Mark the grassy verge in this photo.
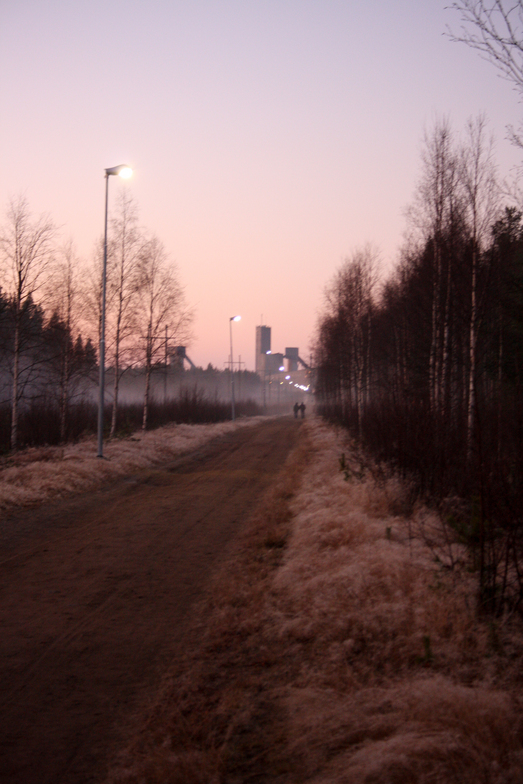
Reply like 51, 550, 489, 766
105, 418, 523, 784
0, 416, 271, 510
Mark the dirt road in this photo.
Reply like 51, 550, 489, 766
0, 417, 301, 784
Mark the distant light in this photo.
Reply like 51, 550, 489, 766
231, 315, 241, 322
118, 166, 133, 179
266, 350, 271, 355
285, 375, 290, 380
279, 365, 285, 371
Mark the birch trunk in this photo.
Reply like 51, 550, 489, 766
466, 245, 478, 457
59, 347, 70, 443
10, 312, 20, 450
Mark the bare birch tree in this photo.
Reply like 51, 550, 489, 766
408, 118, 463, 414
134, 235, 192, 431
447, 1, 523, 91
107, 189, 141, 437
0, 195, 55, 449
82, 237, 107, 403
459, 115, 498, 455
44, 239, 83, 441
323, 246, 379, 435
447, 1, 523, 144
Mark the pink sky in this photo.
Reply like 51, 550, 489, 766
1, 1, 521, 369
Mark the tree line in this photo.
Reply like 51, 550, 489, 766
314, 114, 523, 614
0, 190, 192, 451
315, 0, 523, 615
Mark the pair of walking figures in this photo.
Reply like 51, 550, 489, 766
293, 402, 306, 419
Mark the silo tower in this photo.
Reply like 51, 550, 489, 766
255, 325, 271, 375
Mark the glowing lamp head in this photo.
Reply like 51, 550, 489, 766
105, 164, 133, 178
230, 315, 241, 322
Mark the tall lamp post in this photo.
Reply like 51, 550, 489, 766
97, 164, 133, 458
263, 349, 271, 408
278, 365, 285, 408
229, 315, 241, 421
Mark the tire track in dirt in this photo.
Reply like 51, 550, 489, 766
0, 417, 301, 784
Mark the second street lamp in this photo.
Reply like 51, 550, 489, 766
97, 164, 133, 458
229, 315, 241, 421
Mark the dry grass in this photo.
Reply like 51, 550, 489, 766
99, 417, 523, 782
0, 416, 270, 511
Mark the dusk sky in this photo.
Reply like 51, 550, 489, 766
1, 1, 522, 370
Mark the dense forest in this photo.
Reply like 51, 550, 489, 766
0, 290, 98, 449
314, 115, 523, 614
314, 0, 523, 619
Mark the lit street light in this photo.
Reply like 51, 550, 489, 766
278, 365, 285, 407
97, 164, 133, 458
262, 350, 271, 408
229, 315, 241, 421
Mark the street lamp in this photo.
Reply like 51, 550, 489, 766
262, 349, 271, 408
97, 164, 133, 458
229, 316, 241, 421
278, 365, 285, 408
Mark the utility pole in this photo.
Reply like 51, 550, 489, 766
237, 354, 245, 401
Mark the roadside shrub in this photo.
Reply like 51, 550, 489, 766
1, 391, 265, 453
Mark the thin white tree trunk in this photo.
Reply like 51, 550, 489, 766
142, 361, 151, 431
59, 348, 70, 443
10, 315, 20, 450
466, 247, 478, 457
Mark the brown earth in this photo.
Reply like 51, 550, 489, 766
0, 416, 302, 784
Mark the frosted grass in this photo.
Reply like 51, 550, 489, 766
0, 417, 270, 510
268, 418, 523, 781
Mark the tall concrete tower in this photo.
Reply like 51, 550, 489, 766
285, 348, 299, 372
255, 325, 271, 375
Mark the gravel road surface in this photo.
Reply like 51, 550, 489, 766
0, 416, 301, 784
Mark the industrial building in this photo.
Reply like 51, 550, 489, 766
255, 325, 312, 399
168, 346, 196, 370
